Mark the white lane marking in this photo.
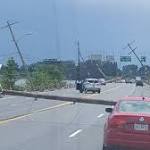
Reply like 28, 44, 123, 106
69, 129, 82, 138
97, 113, 104, 118
100, 85, 123, 94
128, 85, 136, 96
1, 96, 16, 100
83, 85, 123, 98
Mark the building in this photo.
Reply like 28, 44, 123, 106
88, 54, 102, 61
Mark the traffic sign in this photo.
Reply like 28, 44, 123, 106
141, 56, 146, 62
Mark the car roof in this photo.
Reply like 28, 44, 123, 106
119, 96, 150, 101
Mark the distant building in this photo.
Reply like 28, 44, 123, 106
42, 59, 61, 64
105, 55, 115, 62
88, 54, 102, 61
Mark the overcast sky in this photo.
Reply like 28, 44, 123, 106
0, 0, 150, 65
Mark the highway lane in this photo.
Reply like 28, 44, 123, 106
41, 83, 124, 99
0, 102, 107, 150
0, 83, 125, 121
0, 96, 69, 120
0, 83, 149, 150
0, 83, 145, 122
82, 83, 136, 100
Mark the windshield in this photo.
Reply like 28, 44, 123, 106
119, 101, 150, 114
86, 80, 98, 83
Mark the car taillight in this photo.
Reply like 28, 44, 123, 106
109, 118, 126, 129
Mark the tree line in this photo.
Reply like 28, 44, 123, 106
0, 57, 149, 91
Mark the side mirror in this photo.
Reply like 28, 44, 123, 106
105, 107, 113, 113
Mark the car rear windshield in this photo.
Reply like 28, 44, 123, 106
87, 80, 98, 83
119, 100, 150, 114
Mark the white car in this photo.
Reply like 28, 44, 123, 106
99, 78, 106, 85
82, 78, 101, 93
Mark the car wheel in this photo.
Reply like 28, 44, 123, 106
98, 89, 101, 93
84, 89, 87, 94
102, 145, 108, 150
80, 90, 83, 93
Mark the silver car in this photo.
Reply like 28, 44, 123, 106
83, 78, 101, 93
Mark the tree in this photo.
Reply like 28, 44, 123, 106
1, 57, 18, 89
138, 65, 150, 79
26, 63, 64, 91
122, 64, 138, 78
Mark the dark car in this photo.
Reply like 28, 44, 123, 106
136, 81, 143, 86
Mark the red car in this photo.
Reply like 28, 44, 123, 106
103, 97, 150, 150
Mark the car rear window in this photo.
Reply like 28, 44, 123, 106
87, 80, 98, 83
119, 100, 150, 114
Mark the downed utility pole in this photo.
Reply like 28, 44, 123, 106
3, 90, 116, 106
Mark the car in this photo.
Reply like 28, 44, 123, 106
136, 80, 144, 86
82, 78, 101, 93
118, 79, 126, 83
125, 79, 132, 83
99, 78, 106, 85
103, 97, 150, 150
130, 79, 136, 83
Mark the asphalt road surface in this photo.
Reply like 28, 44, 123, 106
0, 83, 150, 150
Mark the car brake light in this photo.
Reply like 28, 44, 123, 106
109, 118, 126, 129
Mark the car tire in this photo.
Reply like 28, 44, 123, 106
102, 145, 108, 150
84, 89, 87, 94
98, 89, 101, 93
80, 90, 83, 93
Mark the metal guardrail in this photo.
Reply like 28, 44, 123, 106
3, 90, 116, 106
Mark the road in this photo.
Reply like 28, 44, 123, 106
0, 83, 150, 150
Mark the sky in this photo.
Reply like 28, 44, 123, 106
0, 0, 150, 66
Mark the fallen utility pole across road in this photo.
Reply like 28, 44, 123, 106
3, 90, 116, 106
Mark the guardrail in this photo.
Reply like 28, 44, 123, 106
3, 90, 116, 106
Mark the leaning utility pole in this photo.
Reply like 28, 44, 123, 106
124, 41, 144, 67
1, 21, 33, 90
1, 21, 26, 69
6, 21, 26, 69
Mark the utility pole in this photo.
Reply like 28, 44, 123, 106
124, 41, 144, 67
1, 21, 26, 69
77, 41, 81, 81
1, 21, 33, 89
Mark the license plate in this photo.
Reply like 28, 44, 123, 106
134, 124, 149, 131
